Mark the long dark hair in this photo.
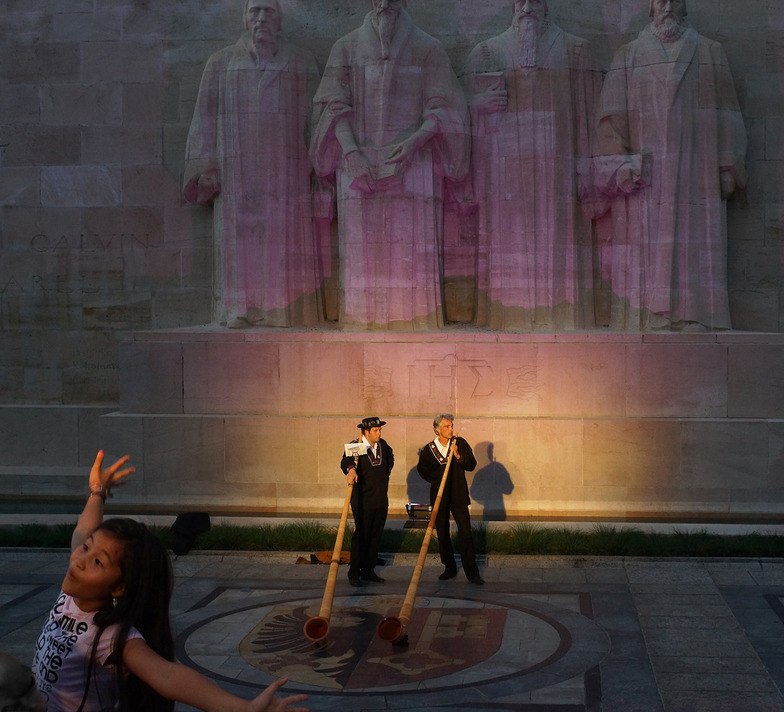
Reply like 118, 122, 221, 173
86, 518, 175, 712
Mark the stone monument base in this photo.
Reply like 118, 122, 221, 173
2, 327, 783, 522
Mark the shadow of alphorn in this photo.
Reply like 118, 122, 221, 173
303, 480, 354, 642
376, 437, 456, 644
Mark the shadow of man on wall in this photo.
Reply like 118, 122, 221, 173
469, 441, 514, 521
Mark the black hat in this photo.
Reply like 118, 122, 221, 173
357, 416, 386, 430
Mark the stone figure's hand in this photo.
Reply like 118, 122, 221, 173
346, 150, 378, 194
387, 117, 438, 176
720, 170, 737, 199
386, 135, 421, 176
198, 172, 219, 191
471, 89, 507, 115
616, 163, 642, 195
194, 170, 221, 204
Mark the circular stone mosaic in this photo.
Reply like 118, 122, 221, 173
176, 591, 610, 705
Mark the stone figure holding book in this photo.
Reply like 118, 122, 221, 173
595, 0, 747, 331
310, 0, 470, 330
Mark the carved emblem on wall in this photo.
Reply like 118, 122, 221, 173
507, 365, 537, 400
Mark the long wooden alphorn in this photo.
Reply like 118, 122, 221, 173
376, 436, 457, 644
303, 437, 359, 642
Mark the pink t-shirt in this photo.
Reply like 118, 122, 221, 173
33, 592, 142, 712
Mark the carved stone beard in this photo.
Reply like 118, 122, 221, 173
373, 11, 398, 59
250, 26, 278, 61
512, 15, 546, 67
252, 38, 277, 62
651, 17, 685, 43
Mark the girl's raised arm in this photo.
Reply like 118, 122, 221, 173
71, 450, 136, 551
123, 638, 309, 712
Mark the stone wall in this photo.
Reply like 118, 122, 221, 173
0, 0, 782, 405
105, 329, 784, 521
3, 328, 784, 521
1, 0, 783, 521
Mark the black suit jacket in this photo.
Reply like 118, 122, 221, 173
340, 438, 394, 508
416, 436, 476, 508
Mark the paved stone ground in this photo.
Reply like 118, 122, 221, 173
3, 549, 784, 711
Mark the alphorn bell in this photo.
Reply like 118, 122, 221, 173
376, 436, 457, 644
303, 434, 360, 642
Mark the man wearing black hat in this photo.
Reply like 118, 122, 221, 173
340, 416, 394, 586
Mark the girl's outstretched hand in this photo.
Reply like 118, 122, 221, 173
248, 678, 308, 712
89, 450, 135, 496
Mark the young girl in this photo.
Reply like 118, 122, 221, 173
33, 451, 309, 712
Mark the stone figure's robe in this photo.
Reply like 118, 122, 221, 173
310, 11, 470, 330
184, 35, 324, 327
465, 23, 601, 331
596, 25, 747, 330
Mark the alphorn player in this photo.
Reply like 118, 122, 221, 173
417, 413, 484, 585
340, 416, 394, 587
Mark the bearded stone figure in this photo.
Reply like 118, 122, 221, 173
595, 0, 747, 331
184, 0, 324, 328
310, 0, 470, 330
464, 0, 602, 331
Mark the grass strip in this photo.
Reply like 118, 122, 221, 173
1, 521, 783, 557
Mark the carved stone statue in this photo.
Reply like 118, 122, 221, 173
464, 0, 602, 331
183, 0, 324, 328
595, 0, 747, 331
309, 0, 470, 330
